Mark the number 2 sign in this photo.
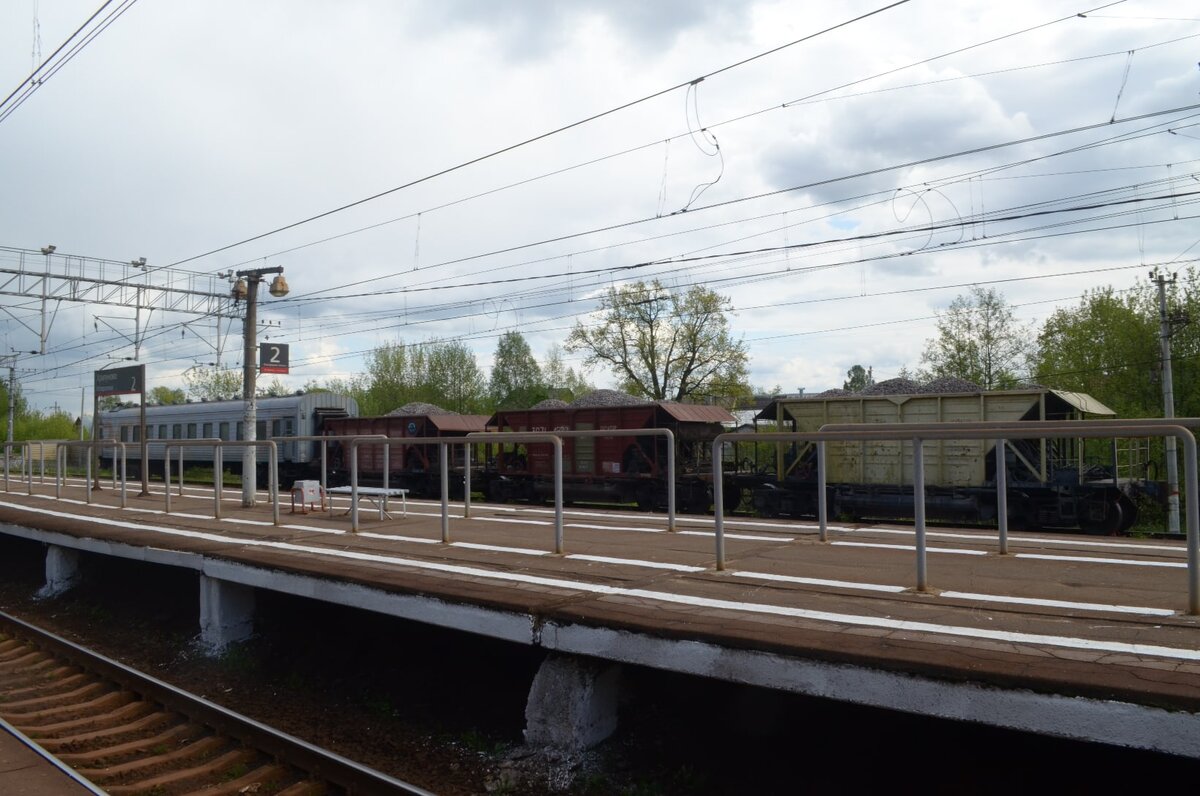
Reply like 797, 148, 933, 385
259, 343, 289, 374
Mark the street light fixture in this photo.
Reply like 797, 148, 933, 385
233, 266, 288, 507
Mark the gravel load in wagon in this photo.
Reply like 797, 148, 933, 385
529, 398, 569, 410
568, 389, 652, 408
388, 402, 456, 416
861, 377, 921, 395
920, 377, 982, 394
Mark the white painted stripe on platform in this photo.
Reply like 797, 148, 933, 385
730, 571, 1173, 616
567, 554, 705, 572
832, 541, 987, 556
453, 542, 550, 556
1016, 553, 1187, 569
731, 571, 906, 593
938, 591, 1175, 617
2, 498, 1197, 662
679, 530, 793, 542
843, 526, 1186, 554
567, 522, 663, 534
472, 516, 554, 527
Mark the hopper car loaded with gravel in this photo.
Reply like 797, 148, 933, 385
738, 384, 1144, 534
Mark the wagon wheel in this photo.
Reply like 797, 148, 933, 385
1079, 497, 1124, 536
635, 484, 656, 511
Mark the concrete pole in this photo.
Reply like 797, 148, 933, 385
242, 277, 259, 507
1155, 271, 1181, 535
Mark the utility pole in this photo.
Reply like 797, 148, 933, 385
1151, 269, 1185, 535
231, 266, 289, 507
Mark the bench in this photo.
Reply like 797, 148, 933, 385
326, 485, 408, 520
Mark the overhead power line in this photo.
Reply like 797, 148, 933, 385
166, 0, 913, 269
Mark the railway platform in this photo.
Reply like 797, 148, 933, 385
1, 476, 1199, 758
0, 724, 100, 796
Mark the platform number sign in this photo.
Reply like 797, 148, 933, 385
259, 343, 289, 374
95, 364, 144, 397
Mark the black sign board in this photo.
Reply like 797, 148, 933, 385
260, 342, 289, 374
95, 364, 144, 397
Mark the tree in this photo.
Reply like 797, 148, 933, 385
919, 286, 1033, 390
489, 331, 544, 409
147, 386, 186, 406
184, 367, 242, 401
843, 365, 874, 392
1034, 286, 1158, 415
542, 345, 593, 402
566, 280, 750, 403
353, 339, 487, 415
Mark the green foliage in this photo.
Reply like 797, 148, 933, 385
566, 280, 750, 403
919, 286, 1033, 390
489, 331, 544, 409
541, 344, 593, 403
352, 339, 488, 415
15, 409, 78, 440
184, 366, 242, 401
147, 386, 186, 405
843, 365, 873, 392
1034, 285, 1158, 416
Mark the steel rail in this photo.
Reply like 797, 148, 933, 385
0, 610, 433, 796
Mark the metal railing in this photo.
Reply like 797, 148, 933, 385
53, 440, 127, 507
162, 440, 279, 525
467, 432, 564, 552
714, 420, 1200, 614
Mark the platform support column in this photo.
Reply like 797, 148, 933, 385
36, 545, 82, 599
198, 575, 255, 653
524, 653, 621, 750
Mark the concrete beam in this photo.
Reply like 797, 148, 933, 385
524, 653, 621, 751
198, 575, 255, 654
35, 544, 81, 599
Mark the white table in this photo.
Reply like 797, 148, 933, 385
327, 486, 408, 519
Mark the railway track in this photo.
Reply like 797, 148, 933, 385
0, 611, 432, 796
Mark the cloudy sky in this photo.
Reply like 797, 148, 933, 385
1, 0, 1198, 413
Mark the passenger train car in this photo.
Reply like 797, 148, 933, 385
98, 392, 358, 481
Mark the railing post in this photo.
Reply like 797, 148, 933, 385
165, 444, 172, 515
1180, 430, 1200, 615
441, 442, 450, 543
464, 442, 471, 519
913, 436, 927, 592
178, 446, 185, 496
85, 443, 93, 505
818, 440, 828, 542
666, 429, 676, 532
269, 442, 279, 526
350, 441, 359, 533
553, 438, 564, 554
996, 439, 1008, 555
55, 445, 63, 499
383, 442, 390, 515
713, 438, 725, 570
214, 446, 223, 519
119, 444, 127, 508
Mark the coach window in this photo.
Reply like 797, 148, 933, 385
219, 422, 229, 441
257, 420, 267, 440
131, 426, 140, 442
236, 422, 244, 440
203, 422, 212, 438
284, 419, 294, 436
119, 426, 129, 443
172, 424, 182, 439
186, 423, 196, 439
272, 419, 282, 438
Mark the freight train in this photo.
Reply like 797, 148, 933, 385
738, 385, 1143, 534
97, 385, 1151, 534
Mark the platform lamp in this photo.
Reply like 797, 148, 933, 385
231, 266, 289, 507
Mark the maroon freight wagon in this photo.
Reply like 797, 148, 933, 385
486, 402, 736, 513
324, 412, 490, 496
